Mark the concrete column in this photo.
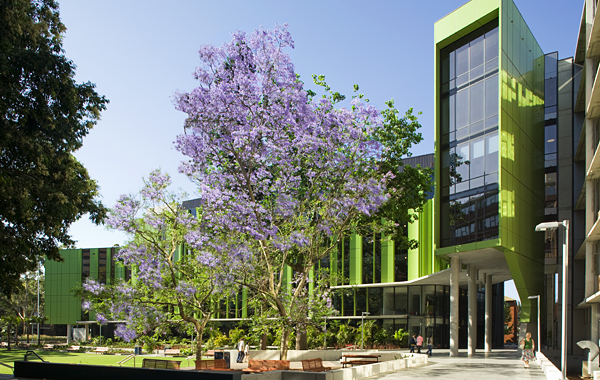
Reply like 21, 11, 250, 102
485, 274, 492, 352
468, 265, 477, 355
450, 256, 460, 357
67, 324, 72, 344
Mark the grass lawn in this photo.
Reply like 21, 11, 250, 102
0, 349, 195, 375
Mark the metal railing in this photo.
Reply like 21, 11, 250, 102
117, 354, 136, 367
24, 350, 46, 362
0, 361, 14, 370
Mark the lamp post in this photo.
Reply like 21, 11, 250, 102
361, 312, 370, 350
527, 295, 541, 356
536, 220, 569, 380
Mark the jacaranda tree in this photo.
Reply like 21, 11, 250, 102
174, 24, 404, 359
82, 170, 232, 360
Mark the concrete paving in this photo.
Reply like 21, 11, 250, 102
0, 349, 550, 380
368, 350, 547, 380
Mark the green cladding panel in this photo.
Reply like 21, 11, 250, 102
349, 233, 362, 285
45, 249, 83, 325
407, 199, 435, 280
380, 235, 394, 283
434, 0, 544, 322
498, 0, 545, 322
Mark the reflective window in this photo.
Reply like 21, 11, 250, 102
440, 20, 499, 247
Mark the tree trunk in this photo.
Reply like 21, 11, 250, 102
261, 333, 267, 350
7, 324, 11, 351
295, 328, 308, 350
279, 325, 290, 360
195, 330, 203, 361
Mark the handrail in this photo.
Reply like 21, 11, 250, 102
117, 354, 136, 367
24, 350, 46, 362
0, 361, 14, 370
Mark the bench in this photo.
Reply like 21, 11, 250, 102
93, 347, 110, 354
205, 350, 215, 357
301, 358, 331, 372
243, 359, 290, 373
0, 342, 8, 348
195, 359, 227, 370
164, 348, 181, 356
142, 358, 181, 370
340, 354, 381, 368
43, 344, 55, 350
66, 345, 81, 352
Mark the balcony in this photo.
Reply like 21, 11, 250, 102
586, 68, 600, 119
588, 5, 600, 60
586, 141, 600, 179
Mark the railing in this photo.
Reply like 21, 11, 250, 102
117, 354, 136, 367
24, 351, 46, 362
0, 361, 14, 370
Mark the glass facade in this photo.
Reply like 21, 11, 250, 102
440, 21, 500, 247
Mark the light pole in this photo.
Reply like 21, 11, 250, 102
361, 312, 370, 350
324, 316, 327, 349
536, 220, 569, 380
527, 295, 541, 356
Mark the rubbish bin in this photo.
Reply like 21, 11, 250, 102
214, 351, 231, 369
134, 345, 142, 355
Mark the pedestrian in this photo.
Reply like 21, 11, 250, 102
236, 338, 245, 363
416, 334, 424, 354
409, 334, 416, 353
244, 341, 250, 363
426, 336, 433, 356
520, 332, 536, 368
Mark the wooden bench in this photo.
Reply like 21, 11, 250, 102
205, 350, 215, 357
93, 347, 110, 354
195, 359, 227, 370
243, 359, 290, 373
66, 345, 81, 352
164, 348, 181, 356
43, 344, 55, 350
340, 354, 381, 368
301, 358, 331, 372
0, 342, 8, 348
142, 358, 181, 370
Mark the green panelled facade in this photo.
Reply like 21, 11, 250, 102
46, 247, 125, 325
434, 0, 545, 322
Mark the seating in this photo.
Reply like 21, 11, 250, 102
243, 359, 290, 373
142, 358, 181, 370
66, 345, 81, 352
0, 342, 8, 348
195, 359, 227, 370
164, 348, 181, 356
205, 350, 215, 357
301, 358, 331, 372
43, 344, 55, 350
93, 347, 110, 354
340, 354, 381, 368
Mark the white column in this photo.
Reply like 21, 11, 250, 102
468, 265, 477, 355
485, 274, 492, 352
67, 324, 72, 344
450, 256, 460, 356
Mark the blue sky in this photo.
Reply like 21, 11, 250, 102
58, 0, 582, 301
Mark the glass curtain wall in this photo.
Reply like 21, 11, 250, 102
440, 21, 500, 247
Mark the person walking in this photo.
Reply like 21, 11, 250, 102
409, 335, 416, 353
244, 341, 250, 363
416, 334, 424, 354
520, 332, 536, 368
426, 336, 433, 356
236, 338, 245, 363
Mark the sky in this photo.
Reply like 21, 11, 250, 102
57, 0, 583, 302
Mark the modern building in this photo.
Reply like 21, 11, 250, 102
44, 0, 600, 375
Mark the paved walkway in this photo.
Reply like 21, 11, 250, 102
368, 350, 546, 380
0, 349, 550, 380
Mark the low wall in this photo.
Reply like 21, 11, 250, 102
249, 350, 405, 362
536, 352, 562, 380
14, 361, 242, 380
243, 354, 428, 380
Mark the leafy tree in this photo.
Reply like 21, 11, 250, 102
82, 170, 232, 361
0, 0, 108, 294
174, 24, 404, 359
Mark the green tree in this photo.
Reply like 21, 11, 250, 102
0, 0, 108, 294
